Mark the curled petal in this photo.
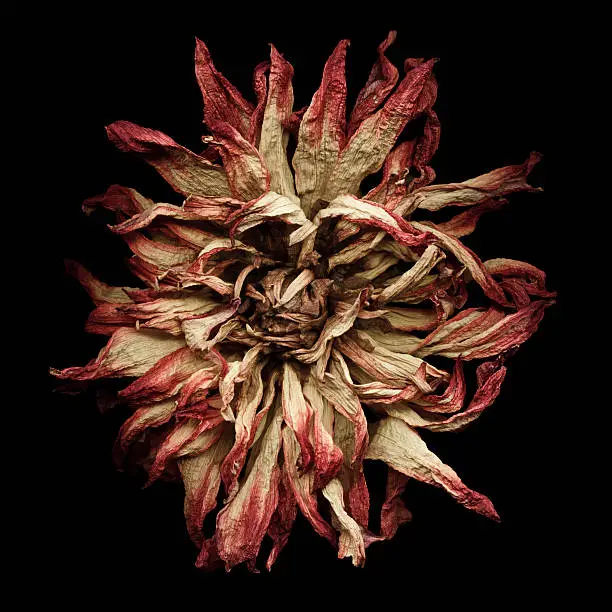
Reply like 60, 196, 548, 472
265, 470, 297, 570
109, 203, 208, 234
82, 184, 154, 218
399, 151, 542, 214
248, 60, 270, 146
380, 469, 412, 538
348, 31, 398, 137
282, 426, 336, 544
64, 260, 135, 305
147, 413, 225, 486
113, 399, 176, 463
220, 357, 270, 498
325, 59, 436, 200
323, 478, 366, 567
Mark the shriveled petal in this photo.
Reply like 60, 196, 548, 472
366, 417, 499, 520
412, 221, 512, 307
380, 469, 412, 538
181, 301, 241, 352
282, 427, 336, 544
106, 121, 231, 197
416, 300, 552, 359
312, 357, 368, 466
179, 428, 233, 545
398, 151, 542, 213
265, 470, 297, 570
259, 45, 295, 196
296, 194, 433, 252
303, 374, 343, 490
420, 359, 507, 432
292, 40, 349, 218
118, 347, 211, 405
248, 60, 270, 146
282, 362, 314, 471
337, 329, 447, 392
359, 305, 437, 332
220, 357, 270, 498
433, 198, 507, 238
373, 244, 444, 306
332, 410, 370, 529
109, 203, 209, 234
291, 289, 366, 364
347, 31, 398, 137
324, 59, 436, 200
82, 184, 154, 218
231, 191, 315, 238
147, 412, 226, 486
195, 38, 254, 139
64, 260, 135, 305
50, 328, 186, 381
216, 396, 284, 569
205, 119, 270, 200
115, 293, 219, 335
113, 399, 176, 462
322, 478, 366, 567
123, 232, 196, 270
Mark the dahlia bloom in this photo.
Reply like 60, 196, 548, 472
51, 32, 554, 571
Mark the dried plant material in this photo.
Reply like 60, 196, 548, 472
51, 32, 554, 572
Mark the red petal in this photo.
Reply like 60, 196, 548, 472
348, 31, 398, 137
195, 38, 254, 139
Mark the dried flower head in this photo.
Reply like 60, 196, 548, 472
51, 32, 554, 572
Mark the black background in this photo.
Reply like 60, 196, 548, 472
39, 6, 561, 601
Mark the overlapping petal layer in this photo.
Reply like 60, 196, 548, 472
52, 32, 553, 572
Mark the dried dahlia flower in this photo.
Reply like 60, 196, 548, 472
51, 32, 554, 572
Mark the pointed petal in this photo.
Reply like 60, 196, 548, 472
107, 121, 231, 197
82, 184, 154, 218
50, 328, 186, 381
113, 399, 176, 462
247, 60, 270, 146
282, 426, 336, 544
147, 414, 225, 485
292, 40, 349, 217
325, 59, 436, 199
259, 45, 295, 196
118, 347, 211, 405
399, 152, 542, 213
348, 31, 398, 137
179, 429, 233, 545
265, 469, 297, 570
282, 362, 314, 471
416, 300, 552, 359
366, 417, 499, 520
195, 38, 254, 139
220, 357, 269, 498
216, 397, 284, 569
64, 260, 136, 305
204, 119, 270, 200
